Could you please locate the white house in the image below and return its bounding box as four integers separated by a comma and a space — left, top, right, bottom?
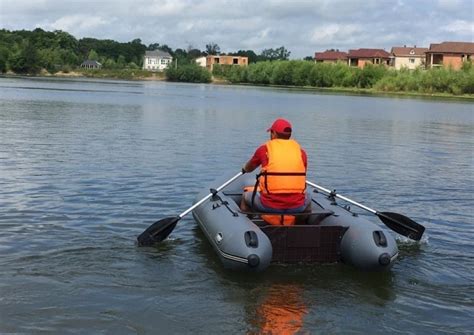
81, 60, 102, 69
390, 46, 428, 70
195, 56, 207, 68
143, 50, 173, 71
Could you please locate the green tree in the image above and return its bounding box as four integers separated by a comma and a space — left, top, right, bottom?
88, 49, 99, 60
0, 46, 9, 73
205, 42, 220, 55
260, 46, 291, 61
10, 40, 40, 74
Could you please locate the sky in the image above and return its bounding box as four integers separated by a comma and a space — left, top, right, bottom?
0, 0, 473, 58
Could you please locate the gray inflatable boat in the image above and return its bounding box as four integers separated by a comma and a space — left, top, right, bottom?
192, 173, 399, 272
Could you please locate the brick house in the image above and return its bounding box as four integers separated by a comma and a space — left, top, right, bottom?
314, 50, 348, 63
390, 46, 428, 70
425, 42, 474, 70
196, 55, 248, 71
347, 48, 391, 68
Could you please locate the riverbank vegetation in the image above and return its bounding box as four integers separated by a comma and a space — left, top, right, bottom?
165, 64, 212, 83
1, 28, 473, 96
212, 61, 474, 95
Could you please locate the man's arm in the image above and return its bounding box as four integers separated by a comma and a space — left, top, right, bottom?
242, 145, 266, 173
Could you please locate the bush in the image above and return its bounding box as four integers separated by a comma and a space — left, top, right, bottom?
355, 64, 387, 88
207, 59, 474, 95
165, 64, 211, 83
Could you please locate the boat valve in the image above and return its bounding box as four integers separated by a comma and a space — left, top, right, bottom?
247, 254, 260, 267
378, 253, 391, 266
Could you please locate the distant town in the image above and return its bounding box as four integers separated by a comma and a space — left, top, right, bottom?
1, 28, 473, 97
102, 42, 474, 73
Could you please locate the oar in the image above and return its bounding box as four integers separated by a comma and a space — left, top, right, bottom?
306, 181, 425, 241
137, 171, 244, 246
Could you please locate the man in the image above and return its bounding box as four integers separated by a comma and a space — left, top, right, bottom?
241, 118, 310, 215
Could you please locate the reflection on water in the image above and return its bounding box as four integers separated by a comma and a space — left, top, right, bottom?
249, 284, 307, 335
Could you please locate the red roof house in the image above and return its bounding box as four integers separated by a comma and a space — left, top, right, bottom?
347, 48, 391, 68
314, 50, 348, 63
425, 42, 474, 70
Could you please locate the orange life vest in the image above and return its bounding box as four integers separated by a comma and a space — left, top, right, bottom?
243, 186, 296, 226
258, 139, 306, 194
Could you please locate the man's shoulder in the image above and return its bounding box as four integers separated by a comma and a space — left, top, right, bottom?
254, 144, 268, 157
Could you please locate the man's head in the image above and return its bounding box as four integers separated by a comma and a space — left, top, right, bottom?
267, 118, 292, 139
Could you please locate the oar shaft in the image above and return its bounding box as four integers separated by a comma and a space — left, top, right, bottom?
179, 171, 243, 218
306, 181, 377, 215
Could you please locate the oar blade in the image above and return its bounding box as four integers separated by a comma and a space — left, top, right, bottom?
137, 216, 180, 246
378, 212, 425, 241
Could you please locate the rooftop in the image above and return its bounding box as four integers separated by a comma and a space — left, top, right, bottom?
391, 46, 428, 57
314, 51, 348, 60
347, 48, 391, 58
427, 42, 474, 54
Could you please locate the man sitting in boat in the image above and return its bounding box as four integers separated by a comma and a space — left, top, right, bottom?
241, 118, 311, 225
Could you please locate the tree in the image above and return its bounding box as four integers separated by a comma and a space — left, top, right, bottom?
158, 44, 173, 55
205, 42, 220, 55
304, 56, 314, 61
147, 43, 161, 51
188, 48, 203, 59
88, 49, 99, 60
10, 40, 40, 74
54, 30, 78, 50
260, 46, 291, 61
0, 46, 9, 73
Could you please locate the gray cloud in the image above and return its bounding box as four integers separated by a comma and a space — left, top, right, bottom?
0, 0, 472, 58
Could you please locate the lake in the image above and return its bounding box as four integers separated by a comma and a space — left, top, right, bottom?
0, 76, 473, 334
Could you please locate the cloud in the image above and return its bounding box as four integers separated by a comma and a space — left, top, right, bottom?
42, 15, 112, 33
135, 0, 188, 17
442, 19, 474, 36
0, 0, 472, 58
311, 24, 363, 45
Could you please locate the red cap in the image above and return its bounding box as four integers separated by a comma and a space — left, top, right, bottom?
267, 118, 292, 133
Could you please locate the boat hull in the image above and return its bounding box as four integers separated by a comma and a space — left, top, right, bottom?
192, 173, 398, 271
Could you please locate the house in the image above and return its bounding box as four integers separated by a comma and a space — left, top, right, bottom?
347, 49, 391, 68
195, 56, 207, 68
314, 50, 348, 63
195, 55, 248, 71
143, 50, 173, 71
80, 60, 102, 69
425, 42, 474, 70
390, 46, 428, 70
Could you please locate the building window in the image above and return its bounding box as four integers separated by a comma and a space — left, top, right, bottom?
214, 57, 220, 64
409, 58, 415, 63
161, 59, 167, 64
233, 58, 238, 64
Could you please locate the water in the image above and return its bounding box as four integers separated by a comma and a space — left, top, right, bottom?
0, 76, 473, 334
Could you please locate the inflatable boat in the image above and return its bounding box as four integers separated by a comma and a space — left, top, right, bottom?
192, 173, 399, 272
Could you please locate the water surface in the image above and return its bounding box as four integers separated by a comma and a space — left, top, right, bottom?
0, 76, 473, 334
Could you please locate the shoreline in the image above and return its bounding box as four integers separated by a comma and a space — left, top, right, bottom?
2, 72, 473, 101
